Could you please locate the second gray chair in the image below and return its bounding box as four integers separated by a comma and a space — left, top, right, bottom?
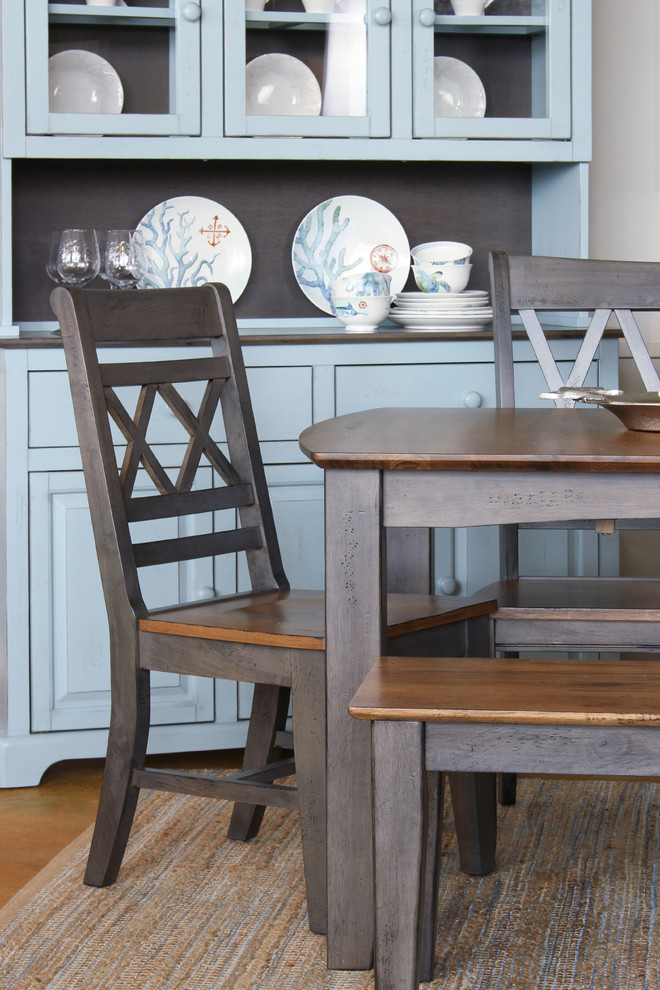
485, 251, 660, 803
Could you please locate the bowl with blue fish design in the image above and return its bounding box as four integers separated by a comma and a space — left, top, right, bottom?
412, 261, 472, 293
329, 293, 392, 331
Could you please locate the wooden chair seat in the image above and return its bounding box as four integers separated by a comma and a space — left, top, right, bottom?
350, 654, 660, 989
141, 589, 497, 649
479, 577, 660, 651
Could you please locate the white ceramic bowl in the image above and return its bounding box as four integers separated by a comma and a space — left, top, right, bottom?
302, 0, 336, 10
412, 262, 472, 293
330, 271, 391, 297
330, 294, 392, 331
411, 241, 473, 264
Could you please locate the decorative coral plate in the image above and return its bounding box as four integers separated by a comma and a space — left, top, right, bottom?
136, 196, 252, 300
292, 195, 410, 314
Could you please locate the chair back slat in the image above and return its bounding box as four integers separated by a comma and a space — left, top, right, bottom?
100, 356, 230, 388
504, 255, 660, 310
615, 310, 660, 390
133, 527, 263, 569
125, 484, 254, 523
68, 285, 223, 342
51, 283, 288, 621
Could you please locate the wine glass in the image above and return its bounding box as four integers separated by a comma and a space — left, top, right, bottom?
102, 229, 146, 289
55, 229, 100, 287
46, 231, 64, 283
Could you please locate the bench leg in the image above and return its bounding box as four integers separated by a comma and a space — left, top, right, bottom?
419, 770, 444, 982
373, 720, 426, 990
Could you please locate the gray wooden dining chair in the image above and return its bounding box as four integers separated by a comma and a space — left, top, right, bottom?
50, 282, 498, 936
350, 652, 660, 989
484, 251, 660, 804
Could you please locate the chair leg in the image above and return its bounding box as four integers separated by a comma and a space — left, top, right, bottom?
498, 772, 517, 805
373, 720, 426, 990
448, 771, 497, 875
227, 683, 291, 841
291, 651, 327, 935
84, 666, 151, 887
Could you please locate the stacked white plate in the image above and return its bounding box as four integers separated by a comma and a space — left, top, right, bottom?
388, 290, 492, 331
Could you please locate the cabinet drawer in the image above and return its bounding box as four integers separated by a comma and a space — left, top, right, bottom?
28, 366, 313, 448
335, 362, 496, 414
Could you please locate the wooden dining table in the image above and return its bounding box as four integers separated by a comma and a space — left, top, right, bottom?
299, 404, 660, 972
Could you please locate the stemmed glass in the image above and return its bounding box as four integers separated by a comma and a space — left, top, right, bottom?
46, 231, 64, 284
102, 229, 146, 289
50, 229, 101, 287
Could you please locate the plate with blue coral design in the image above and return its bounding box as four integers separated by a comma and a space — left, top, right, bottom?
292, 196, 410, 314
136, 196, 252, 300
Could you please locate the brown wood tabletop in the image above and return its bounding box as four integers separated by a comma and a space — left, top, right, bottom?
299, 406, 660, 472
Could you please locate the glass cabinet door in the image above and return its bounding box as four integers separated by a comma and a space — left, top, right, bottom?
25, 0, 201, 137
224, 0, 390, 138
412, 0, 571, 140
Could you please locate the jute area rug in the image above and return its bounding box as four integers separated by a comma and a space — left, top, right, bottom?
0, 776, 658, 989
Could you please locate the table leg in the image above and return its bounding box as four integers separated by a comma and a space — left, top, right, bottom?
324, 468, 385, 970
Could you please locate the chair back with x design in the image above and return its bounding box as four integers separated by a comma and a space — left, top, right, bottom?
55, 282, 287, 622
490, 251, 660, 408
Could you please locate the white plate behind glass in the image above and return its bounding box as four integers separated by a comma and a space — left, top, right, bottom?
434, 56, 486, 118
246, 54, 322, 116
136, 196, 252, 301
292, 195, 410, 314
49, 50, 124, 114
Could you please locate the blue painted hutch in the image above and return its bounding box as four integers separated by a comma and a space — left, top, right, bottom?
0, 0, 603, 786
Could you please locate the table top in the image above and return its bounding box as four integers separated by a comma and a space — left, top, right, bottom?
299, 407, 660, 473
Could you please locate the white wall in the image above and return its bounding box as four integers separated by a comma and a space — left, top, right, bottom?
590, 1, 660, 351
590, 4, 660, 573
590, 1, 660, 262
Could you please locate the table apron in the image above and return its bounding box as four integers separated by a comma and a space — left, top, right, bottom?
383, 471, 660, 528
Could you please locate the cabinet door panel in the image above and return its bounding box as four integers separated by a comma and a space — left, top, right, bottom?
224, 1, 391, 138
24, 0, 201, 137
29, 470, 217, 732
412, 0, 571, 141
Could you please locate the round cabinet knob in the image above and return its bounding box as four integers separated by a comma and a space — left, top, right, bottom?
437, 576, 458, 596
182, 2, 201, 21
196, 586, 216, 600
463, 390, 483, 408
419, 8, 436, 26
374, 7, 392, 25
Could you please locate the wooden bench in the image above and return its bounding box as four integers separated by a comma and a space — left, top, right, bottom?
349, 655, 660, 989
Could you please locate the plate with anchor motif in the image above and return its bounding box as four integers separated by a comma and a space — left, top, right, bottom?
136, 196, 252, 300
292, 195, 410, 314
